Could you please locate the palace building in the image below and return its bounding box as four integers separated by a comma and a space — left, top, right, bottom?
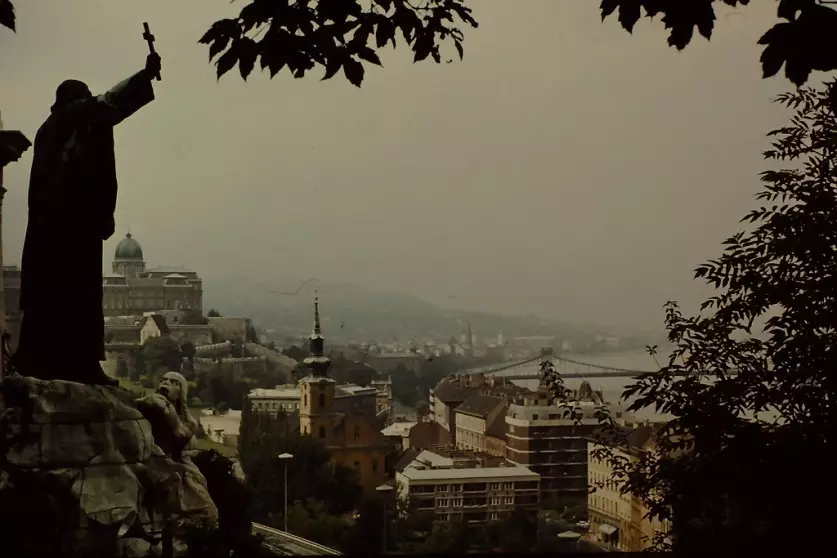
102, 233, 203, 316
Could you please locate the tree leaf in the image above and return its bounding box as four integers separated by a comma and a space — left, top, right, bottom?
322, 53, 344, 81
600, 0, 620, 20
759, 43, 785, 79
0, 0, 16, 32
454, 38, 464, 60
237, 37, 258, 80
413, 35, 432, 62
208, 37, 231, 61
343, 57, 365, 87
375, 19, 396, 48
777, 0, 816, 22
216, 45, 239, 80
618, 0, 642, 33
356, 45, 382, 66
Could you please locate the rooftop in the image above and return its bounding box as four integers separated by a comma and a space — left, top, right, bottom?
249, 385, 301, 399
455, 394, 505, 419
381, 421, 418, 438
336, 384, 377, 397
398, 450, 538, 482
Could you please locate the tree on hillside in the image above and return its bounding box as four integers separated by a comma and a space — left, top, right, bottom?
282, 345, 309, 363
592, 82, 837, 554
207, 309, 222, 318
138, 336, 183, 376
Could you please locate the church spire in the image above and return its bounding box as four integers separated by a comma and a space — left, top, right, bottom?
303, 293, 330, 376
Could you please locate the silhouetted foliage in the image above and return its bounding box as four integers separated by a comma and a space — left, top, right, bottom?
196, 0, 478, 86
340, 494, 386, 554
6, 1, 837, 86
601, 0, 837, 86
184, 450, 269, 557
207, 309, 222, 317
592, 81, 837, 554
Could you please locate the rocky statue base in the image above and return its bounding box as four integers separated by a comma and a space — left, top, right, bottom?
0, 376, 218, 557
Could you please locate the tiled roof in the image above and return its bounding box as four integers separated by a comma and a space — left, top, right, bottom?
433, 381, 474, 404
146, 314, 170, 334
393, 448, 420, 473
486, 414, 507, 439
455, 394, 505, 419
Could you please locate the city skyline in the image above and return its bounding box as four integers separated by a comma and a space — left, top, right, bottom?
0, 1, 798, 331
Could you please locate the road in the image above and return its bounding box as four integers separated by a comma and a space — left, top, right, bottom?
252, 523, 342, 556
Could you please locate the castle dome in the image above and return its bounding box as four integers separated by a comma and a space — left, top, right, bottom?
114, 233, 144, 260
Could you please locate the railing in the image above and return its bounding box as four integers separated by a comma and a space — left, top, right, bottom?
252, 523, 343, 555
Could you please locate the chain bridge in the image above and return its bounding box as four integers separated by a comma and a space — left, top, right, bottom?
462, 354, 663, 380
463, 354, 738, 380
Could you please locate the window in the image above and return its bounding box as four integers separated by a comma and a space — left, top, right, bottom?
354, 426, 361, 441
318, 426, 326, 438
489, 483, 501, 491
489, 512, 499, 521
437, 484, 449, 493
304, 393, 308, 406
318, 393, 325, 408
504, 496, 513, 505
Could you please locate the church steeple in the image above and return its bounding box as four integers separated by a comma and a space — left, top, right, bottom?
303, 295, 331, 376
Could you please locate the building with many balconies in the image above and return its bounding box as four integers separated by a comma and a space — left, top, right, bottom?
396, 449, 540, 524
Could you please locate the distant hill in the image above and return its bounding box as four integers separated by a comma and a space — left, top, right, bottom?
202, 275, 600, 345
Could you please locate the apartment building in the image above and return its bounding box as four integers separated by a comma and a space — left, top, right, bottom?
396, 450, 540, 524
505, 390, 633, 513
454, 394, 506, 453
587, 426, 670, 551
430, 373, 530, 444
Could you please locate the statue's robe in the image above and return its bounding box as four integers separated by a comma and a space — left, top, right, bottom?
14, 72, 155, 381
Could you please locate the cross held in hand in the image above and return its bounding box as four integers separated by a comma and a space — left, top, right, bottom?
142, 22, 156, 53
142, 22, 161, 81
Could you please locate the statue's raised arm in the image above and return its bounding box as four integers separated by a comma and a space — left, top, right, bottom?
56, 52, 162, 128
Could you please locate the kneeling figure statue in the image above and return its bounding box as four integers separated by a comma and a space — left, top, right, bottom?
137, 372, 218, 533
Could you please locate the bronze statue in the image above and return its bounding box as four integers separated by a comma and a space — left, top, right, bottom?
136, 371, 218, 528
10, 51, 162, 386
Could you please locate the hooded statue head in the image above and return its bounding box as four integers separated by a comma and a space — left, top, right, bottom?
157, 370, 189, 416
51, 79, 92, 114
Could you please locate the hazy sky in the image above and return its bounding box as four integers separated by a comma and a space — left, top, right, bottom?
0, 1, 812, 332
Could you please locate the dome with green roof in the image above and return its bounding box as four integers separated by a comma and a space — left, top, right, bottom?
114, 233, 144, 260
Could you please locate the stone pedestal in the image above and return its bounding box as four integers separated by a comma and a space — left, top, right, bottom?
0, 376, 218, 556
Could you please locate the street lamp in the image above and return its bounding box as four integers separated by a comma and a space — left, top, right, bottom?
278, 453, 294, 532
376, 484, 395, 554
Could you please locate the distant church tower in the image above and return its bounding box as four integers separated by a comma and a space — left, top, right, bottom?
466, 321, 474, 357
299, 296, 337, 443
